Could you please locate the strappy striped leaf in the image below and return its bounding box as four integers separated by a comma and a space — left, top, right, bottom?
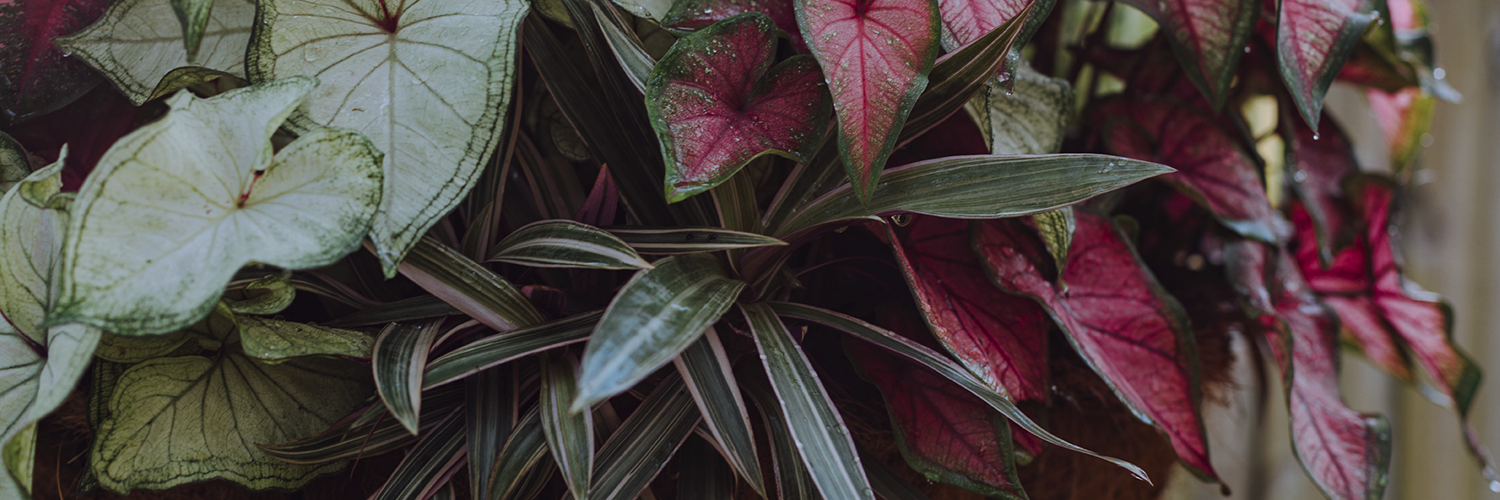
373, 319, 445, 434
489, 220, 651, 270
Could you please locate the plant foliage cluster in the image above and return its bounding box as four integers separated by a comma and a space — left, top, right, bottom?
0, 0, 1487, 496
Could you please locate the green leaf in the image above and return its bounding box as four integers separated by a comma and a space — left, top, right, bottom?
373, 409, 468, 500
466, 365, 518, 499
88, 305, 373, 493
772, 154, 1172, 238
740, 368, 819, 500
542, 353, 593, 500
488, 407, 550, 500
610, 0, 672, 21
607, 226, 786, 254
51, 78, 384, 336
424, 311, 601, 389
768, 302, 1150, 482
0, 158, 105, 498
673, 328, 766, 496
966, 53, 1073, 155
374, 319, 445, 434
489, 220, 652, 270
247, 0, 528, 274
592, 0, 656, 92
2, 424, 34, 497
95, 331, 192, 363
238, 316, 374, 361
168, 0, 214, 60
259, 386, 464, 465
676, 437, 736, 499
741, 302, 873, 500
225, 274, 296, 315
1030, 207, 1075, 284
326, 295, 460, 328
56, 0, 253, 105
0, 132, 30, 195
400, 237, 548, 333
589, 372, 700, 500
575, 254, 746, 411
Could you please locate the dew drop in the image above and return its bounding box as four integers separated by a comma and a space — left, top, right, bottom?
304, 51, 318, 62
1489, 480, 1500, 493
1434, 68, 1446, 79
1311, 133, 1320, 140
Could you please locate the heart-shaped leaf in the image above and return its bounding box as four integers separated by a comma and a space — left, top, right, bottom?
0, 157, 104, 498
247, 0, 527, 273
886, 216, 1050, 401
847, 336, 1024, 499
796, 0, 941, 202
87, 304, 374, 494
1096, 96, 1277, 243
648, 13, 831, 202
1276, 0, 1375, 130
50, 78, 384, 336
662, 0, 804, 50
55, 0, 254, 105
0, 0, 110, 123
1115, 0, 1256, 110
1225, 240, 1391, 500
973, 212, 1217, 480
575, 254, 745, 410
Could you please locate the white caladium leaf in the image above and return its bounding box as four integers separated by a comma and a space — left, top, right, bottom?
247, 0, 528, 274
88, 304, 373, 493
0, 156, 105, 498
55, 0, 255, 105
965, 53, 1072, 156
50, 78, 384, 336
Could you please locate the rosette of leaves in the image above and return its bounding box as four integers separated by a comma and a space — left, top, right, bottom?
0, 0, 1487, 498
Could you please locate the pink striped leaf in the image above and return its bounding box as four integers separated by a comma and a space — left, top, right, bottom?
1225, 239, 1392, 500
1275, 0, 1375, 131
846, 333, 1026, 499
646, 13, 832, 202
1096, 96, 1277, 243
796, 0, 940, 203
886, 215, 1050, 401
973, 212, 1218, 480
1114, 0, 1257, 110
936, 0, 1053, 51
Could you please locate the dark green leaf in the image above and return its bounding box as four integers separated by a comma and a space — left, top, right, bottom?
899, 4, 1029, 144
741, 302, 873, 500
374, 409, 468, 500
398, 237, 548, 332
542, 353, 594, 500
488, 408, 550, 500
677, 437, 737, 499
741, 371, 818, 500
589, 373, 701, 500
489, 220, 651, 270
575, 254, 745, 410
607, 226, 787, 254
467, 365, 518, 499
260, 387, 465, 465
373, 319, 445, 434
325, 296, 461, 328
424, 311, 602, 389
673, 328, 765, 495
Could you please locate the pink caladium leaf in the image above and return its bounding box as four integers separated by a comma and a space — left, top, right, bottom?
973, 212, 1218, 480
0, 0, 111, 124
1096, 96, 1277, 243
1275, 0, 1375, 131
885, 215, 1050, 401
936, 0, 1053, 51
796, 0, 940, 203
1367, 87, 1433, 176
2, 84, 145, 189
646, 13, 833, 203
1284, 111, 1358, 265
846, 332, 1026, 499
1114, 0, 1258, 110
1225, 239, 1392, 500
662, 0, 805, 50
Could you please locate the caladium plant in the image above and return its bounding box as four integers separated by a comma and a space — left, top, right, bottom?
0, 0, 1487, 498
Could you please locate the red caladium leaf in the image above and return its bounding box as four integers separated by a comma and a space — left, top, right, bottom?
1225, 239, 1392, 500
973, 212, 1218, 480
1284, 110, 1357, 265
796, 0, 940, 203
1010, 422, 1042, 463
1, 84, 145, 189
886, 215, 1050, 401
936, 0, 1053, 51
646, 13, 832, 202
846, 318, 1026, 498
1275, 0, 1375, 131
0, 0, 111, 123
1366, 87, 1433, 176
662, 0, 805, 50
1114, 0, 1257, 110
1096, 96, 1277, 243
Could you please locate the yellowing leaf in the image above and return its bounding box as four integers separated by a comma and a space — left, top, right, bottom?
247, 0, 529, 274
56, 0, 255, 105
0, 157, 105, 498
51, 78, 385, 336
88, 305, 374, 493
